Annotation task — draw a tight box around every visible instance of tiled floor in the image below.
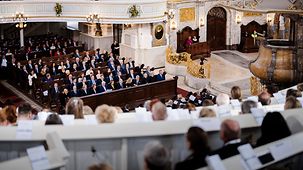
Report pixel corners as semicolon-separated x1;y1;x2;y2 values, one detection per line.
171;50;259;97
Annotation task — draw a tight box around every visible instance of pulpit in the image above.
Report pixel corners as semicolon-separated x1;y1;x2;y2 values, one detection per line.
186;42;211;60
177;26;211;60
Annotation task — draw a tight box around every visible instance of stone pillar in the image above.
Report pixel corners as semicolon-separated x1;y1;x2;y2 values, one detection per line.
20;28;24;47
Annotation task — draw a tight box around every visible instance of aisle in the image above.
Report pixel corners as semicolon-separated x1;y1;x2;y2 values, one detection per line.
0;81;43;111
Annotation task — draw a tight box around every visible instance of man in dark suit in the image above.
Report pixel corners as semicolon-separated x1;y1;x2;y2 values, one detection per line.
156;69;165;81
128;69;136;80
210;119;246;160
89;84;100;95
26;60;34;71
115;78;125;89
99;81;108;93
69;85;79;97
134;75;141;86
80;84;89;96
50;83;61;104
73;49;81;58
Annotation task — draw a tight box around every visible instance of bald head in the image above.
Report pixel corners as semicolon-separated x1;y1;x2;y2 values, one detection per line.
220;119;241;143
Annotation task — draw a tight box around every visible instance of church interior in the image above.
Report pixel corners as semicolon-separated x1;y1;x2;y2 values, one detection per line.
0;0;303;169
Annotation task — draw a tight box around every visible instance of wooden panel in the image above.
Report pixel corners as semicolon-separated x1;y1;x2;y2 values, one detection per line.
81;78;178;110
238;20;267;53
177;26;199;53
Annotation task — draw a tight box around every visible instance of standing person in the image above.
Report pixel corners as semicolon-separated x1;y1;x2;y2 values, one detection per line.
111;41;120;56
0;54;7;79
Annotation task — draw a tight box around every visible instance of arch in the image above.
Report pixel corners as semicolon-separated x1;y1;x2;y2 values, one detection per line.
206;7;227;50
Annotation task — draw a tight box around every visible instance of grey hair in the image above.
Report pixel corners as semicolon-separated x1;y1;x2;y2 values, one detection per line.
143;140;170;169
216;93;230;106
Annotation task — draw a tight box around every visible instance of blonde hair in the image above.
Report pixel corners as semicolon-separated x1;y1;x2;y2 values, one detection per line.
199;108;216;118
95;104;117;123
83;105;94;115
65;97;84;119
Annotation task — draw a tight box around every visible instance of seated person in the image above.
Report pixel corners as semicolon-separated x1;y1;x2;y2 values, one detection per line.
95;104;117;123
45;113;63;125
286;89;302;98
216;93;230;106
143;140;170;170
65;97;84;119
156;70;165;81
17;103;33;121
199;108;216;118
258;91;271;105
284;96;302;110
241;100;257;114
297;83;303;92
175;127;210;170
151;101;167;121
230;86;242;101
256;112;291;147
210;119;246;159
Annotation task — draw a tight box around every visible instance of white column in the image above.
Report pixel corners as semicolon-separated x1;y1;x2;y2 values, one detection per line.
20;29;24;47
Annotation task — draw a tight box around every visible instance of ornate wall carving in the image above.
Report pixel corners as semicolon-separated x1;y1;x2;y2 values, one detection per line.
179;7;195;22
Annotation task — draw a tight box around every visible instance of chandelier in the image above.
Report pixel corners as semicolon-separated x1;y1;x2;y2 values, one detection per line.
13;12;27;29
13;12;27;22
86;14;100;23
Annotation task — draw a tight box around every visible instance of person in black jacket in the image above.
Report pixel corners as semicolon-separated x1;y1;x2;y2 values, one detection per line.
210;119;246;160
256;112;291;147
175;127;210;170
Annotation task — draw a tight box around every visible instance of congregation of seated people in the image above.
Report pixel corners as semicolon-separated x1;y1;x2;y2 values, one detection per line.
1;82;302;170
2;37;167;112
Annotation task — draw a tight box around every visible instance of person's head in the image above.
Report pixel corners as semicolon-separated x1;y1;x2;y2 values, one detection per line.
0;110;8;126
202;99;214;106
241;100;258;114
95;104;117;123
286;89;302;98
231;86;242;100
220;119;241;143
186;127;210;155
216;93;230;106
87;163;112;170
65;97;84;119
297;83;303;92
45;113;63;125
143;140;170;170
199;108;216;117
17;103;32;121
284;96;302;110
258;91;271;105
151;102;167;121
83;105;94;115
260;112;291;144
2;105;17;125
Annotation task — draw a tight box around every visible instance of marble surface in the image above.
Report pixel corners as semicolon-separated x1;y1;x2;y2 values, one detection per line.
169;50;258;97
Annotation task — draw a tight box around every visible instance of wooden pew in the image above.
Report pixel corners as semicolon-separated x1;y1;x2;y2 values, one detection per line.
81;77;178;110
186;42;211;60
